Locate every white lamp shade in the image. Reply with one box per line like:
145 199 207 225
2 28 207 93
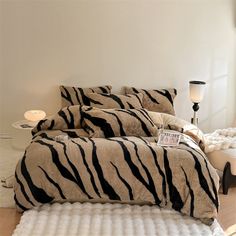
24 110 46 122
189 81 206 103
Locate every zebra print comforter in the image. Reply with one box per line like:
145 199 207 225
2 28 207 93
14 108 219 225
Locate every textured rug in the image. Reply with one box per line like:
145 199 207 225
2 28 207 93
13 202 224 236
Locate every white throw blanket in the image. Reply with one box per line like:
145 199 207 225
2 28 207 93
204 128 236 153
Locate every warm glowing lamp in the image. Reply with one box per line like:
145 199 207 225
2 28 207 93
189 81 206 125
24 110 46 122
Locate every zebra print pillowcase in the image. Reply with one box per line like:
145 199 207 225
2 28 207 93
87 93 144 109
124 87 177 115
81 107 158 138
60 85 112 108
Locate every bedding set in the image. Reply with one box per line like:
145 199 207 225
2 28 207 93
14 85 219 228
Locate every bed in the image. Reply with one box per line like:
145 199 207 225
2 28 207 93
13 86 220 233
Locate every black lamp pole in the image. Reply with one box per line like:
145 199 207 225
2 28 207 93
191 102 200 125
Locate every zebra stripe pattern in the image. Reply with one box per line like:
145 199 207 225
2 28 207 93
14 135 219 225
81 107 159 138
60 85 112 108
87 93 144 109
32 105 92 136
124 87 177 115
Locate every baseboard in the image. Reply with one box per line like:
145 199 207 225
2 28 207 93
0 133 12 139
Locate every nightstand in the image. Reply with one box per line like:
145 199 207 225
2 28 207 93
11 120 36 150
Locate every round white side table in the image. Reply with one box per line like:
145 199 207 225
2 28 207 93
11 120 37 150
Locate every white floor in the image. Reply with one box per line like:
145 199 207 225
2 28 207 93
0 139 24 208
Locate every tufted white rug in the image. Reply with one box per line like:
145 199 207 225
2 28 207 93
13 202 224 236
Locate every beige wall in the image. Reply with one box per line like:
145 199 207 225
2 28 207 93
0 0 235 137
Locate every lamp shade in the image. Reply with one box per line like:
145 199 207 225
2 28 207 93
24 110 46 122
189 81 206 103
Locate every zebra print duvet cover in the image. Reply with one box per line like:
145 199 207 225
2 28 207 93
82 107 159 138
14 107 219 225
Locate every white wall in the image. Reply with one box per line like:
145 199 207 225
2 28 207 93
0 0 235 137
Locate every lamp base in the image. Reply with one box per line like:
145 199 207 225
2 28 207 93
191 117 198 126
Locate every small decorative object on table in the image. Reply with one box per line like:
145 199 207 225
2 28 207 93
12 120 36 130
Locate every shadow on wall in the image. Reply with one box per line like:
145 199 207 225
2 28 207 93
175 78 228 134
191 39 232 133
199 75 228 132
233 0 236 28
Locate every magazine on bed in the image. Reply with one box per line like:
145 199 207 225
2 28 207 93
157 130 181 146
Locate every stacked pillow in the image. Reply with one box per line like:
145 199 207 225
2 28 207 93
60 85 177 114
57 85 177 138
60 85 112 107
124 86 177 115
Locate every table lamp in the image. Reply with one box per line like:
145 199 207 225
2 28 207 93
189 81 206 125
24 110 46 122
